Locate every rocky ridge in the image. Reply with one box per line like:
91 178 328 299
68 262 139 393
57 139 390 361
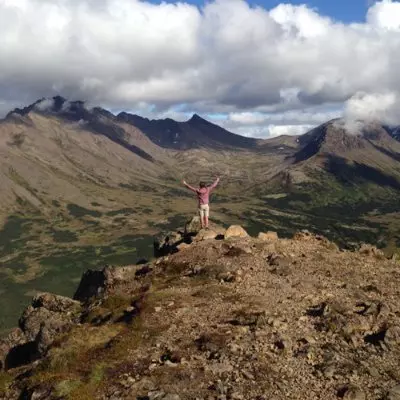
1 218 400 400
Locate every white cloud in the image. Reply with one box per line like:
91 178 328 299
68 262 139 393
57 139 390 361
267 124 313 137
269 4 331 38
34 98 55 112
227 110 341 126
367 0 400 30
336 91 400 135
1 0 400 137
344 91 400 124
229 112 267 125
218 123 312 138
212 108 340 138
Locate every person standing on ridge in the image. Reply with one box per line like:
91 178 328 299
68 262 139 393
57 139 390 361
183 177 220 229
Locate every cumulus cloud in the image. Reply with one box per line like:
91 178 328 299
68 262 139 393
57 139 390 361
1 0 400 137
335 91 400 135
214 108 341 138
232 124 312 138
344 92 399 123
367 0 400 30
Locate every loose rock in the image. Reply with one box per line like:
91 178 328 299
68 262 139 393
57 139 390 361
225 225 249 239
258 231 278 241
387 385 400 400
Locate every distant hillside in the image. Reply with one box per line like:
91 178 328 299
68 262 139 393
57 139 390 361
116 112 261 150
6 96 260 151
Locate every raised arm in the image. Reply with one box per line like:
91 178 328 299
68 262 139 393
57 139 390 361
183 180 198 192
209 177 220 190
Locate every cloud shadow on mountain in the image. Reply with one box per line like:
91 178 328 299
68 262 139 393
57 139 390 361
369 142 400 163
87 120 155 163
325 155 400 190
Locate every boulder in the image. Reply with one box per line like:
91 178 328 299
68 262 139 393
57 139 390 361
155 218 224 254
177 243 191 251
387 385 400 400
32 293 81 314
196 229 218 241
223 242 252 256
153 231 184 258
21 387 52 400
258 231 278 241
342 386 366 400
267 253 291 276
208 223 226 237
359 244 385 259
2 293 82 369
73 269 108 302
20 292 80 342
35 318 73 357
20 294 81 348
225 225 249 239
0 328 26 370
184 216 202 235
385 326 400 349
19 306 53 342
103 265 137 287
74 265 132 302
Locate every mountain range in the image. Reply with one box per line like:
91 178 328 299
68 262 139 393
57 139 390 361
1 96 400 332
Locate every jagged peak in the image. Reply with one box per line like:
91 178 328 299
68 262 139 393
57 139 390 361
6 96 72 118
5 96 117 122
117 111 144 120
294 120 364 162
322 118 393 137
187 113 208 124
117 112 181 126
300 118 393 146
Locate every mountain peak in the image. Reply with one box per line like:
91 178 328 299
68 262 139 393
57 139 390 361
6 96 75 118
293 118 399 164
51 96 68 111
188 113 206 124
5 96 120 124
115 111 258 149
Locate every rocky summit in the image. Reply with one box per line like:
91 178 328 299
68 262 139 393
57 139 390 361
1 220 400 400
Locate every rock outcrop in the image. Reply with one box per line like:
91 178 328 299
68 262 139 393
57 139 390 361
153 216 226 257
195 229 218 241
153 230 185 258
0 328 26 371
73 265 138 302
1 293 81 371
258 231 279 241
224 225 249 239
1 224 398 400
184 216 203 235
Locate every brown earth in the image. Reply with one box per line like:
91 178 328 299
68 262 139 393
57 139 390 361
1 225 400 400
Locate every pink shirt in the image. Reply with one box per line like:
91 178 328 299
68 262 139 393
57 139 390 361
185 178 220 205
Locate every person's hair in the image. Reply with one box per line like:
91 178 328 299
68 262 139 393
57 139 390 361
199 181 206 188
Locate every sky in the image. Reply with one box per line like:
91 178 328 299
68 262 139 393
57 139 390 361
149 0 371 23
1 0 400 138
